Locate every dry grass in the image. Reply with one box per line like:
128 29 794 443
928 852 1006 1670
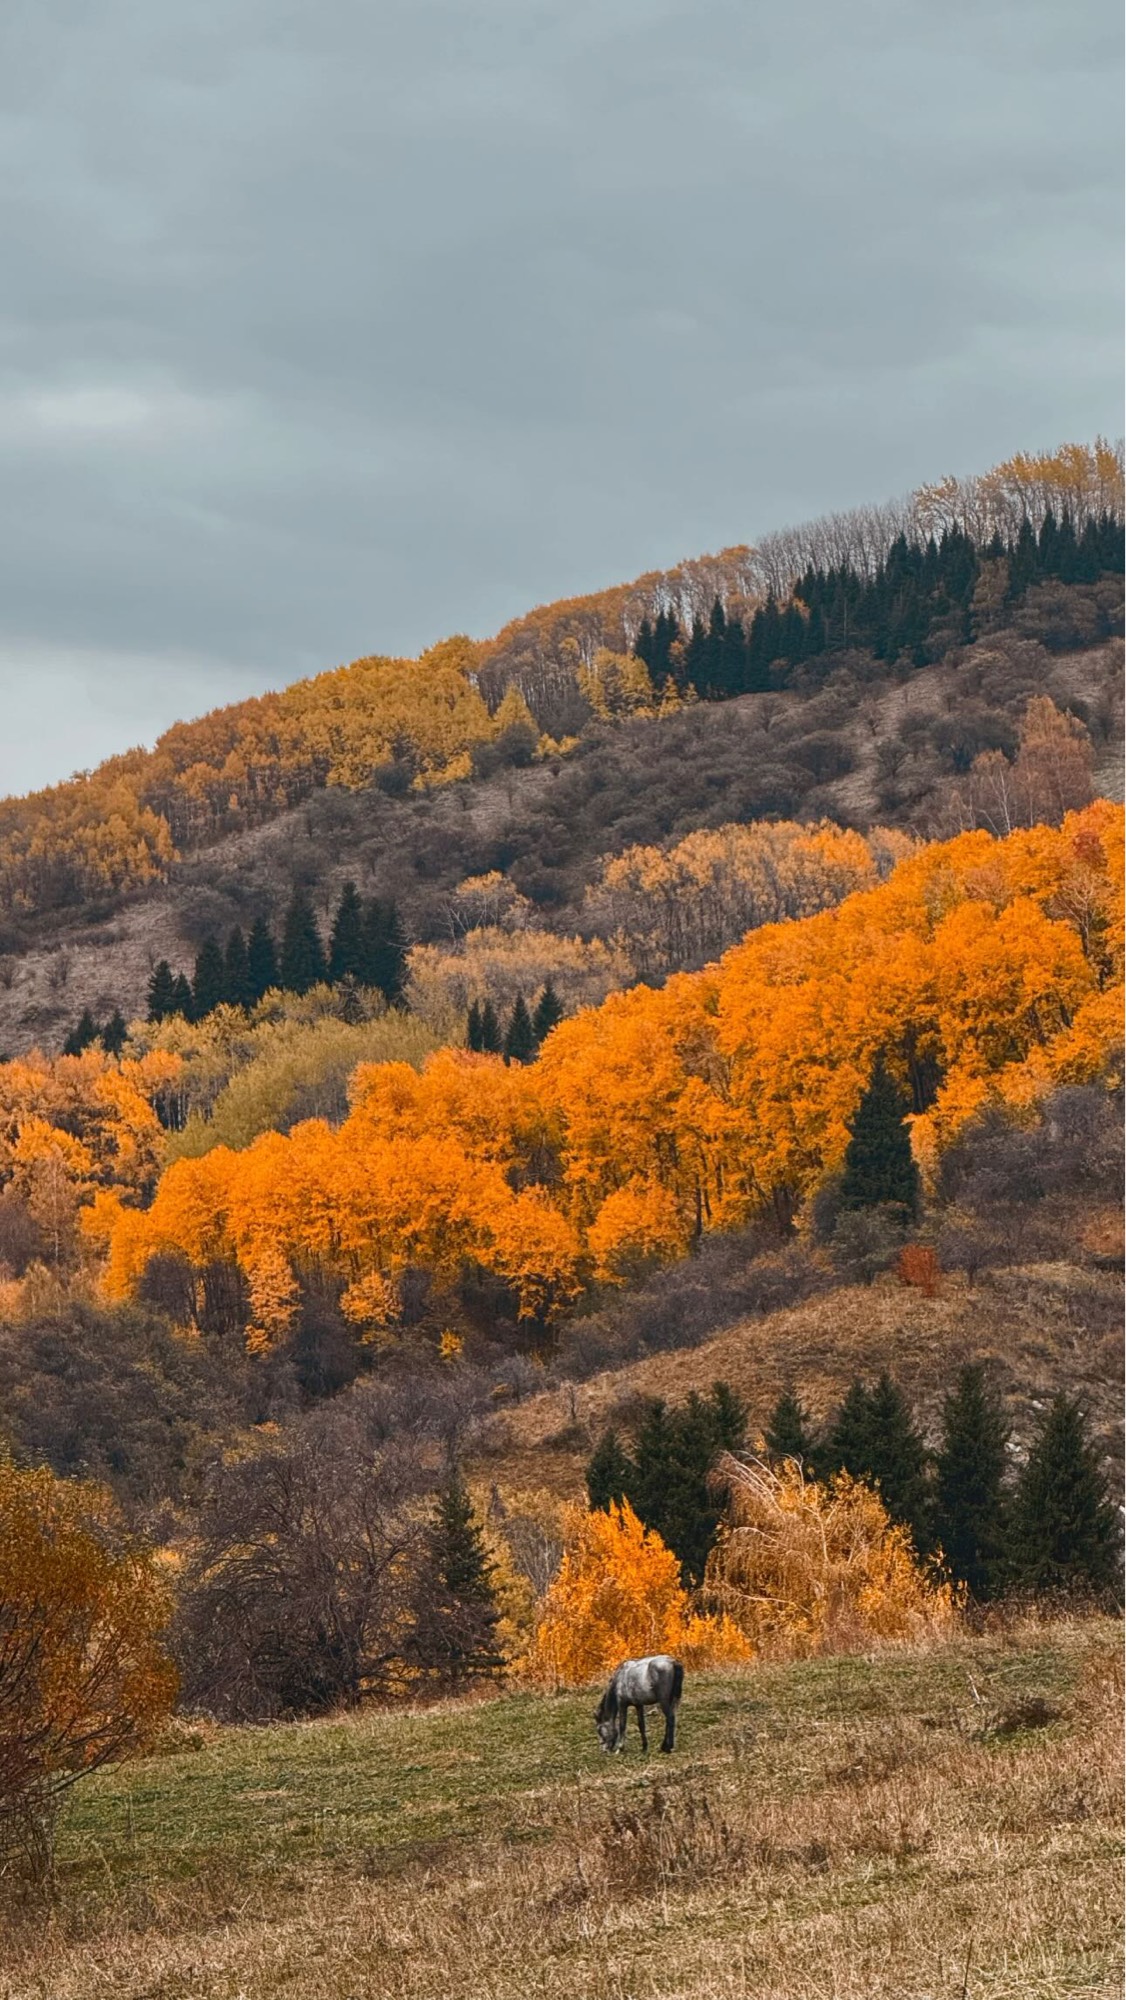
0 1620 1120 1998
487 1265 1124 1499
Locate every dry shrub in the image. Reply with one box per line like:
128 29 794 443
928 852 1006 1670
516 1499 751 1688
591 1784 746 1894
705 1455 958 1659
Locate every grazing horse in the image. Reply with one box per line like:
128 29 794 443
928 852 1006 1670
594 1654 684 1754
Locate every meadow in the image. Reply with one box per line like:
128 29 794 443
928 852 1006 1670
1 1619 1120 1999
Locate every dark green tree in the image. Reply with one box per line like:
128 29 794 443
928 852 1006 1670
362 899 408 1007
532 980 565 1043
407 1474 502 1687
328 881 366 985
62 1008 99 1057
192 935 227 1019
765 1386 816 1466
933 1363 1009 1599
146 960 177 1023
246 916 279 1004
223 926 251 1010
864 1372 931 1551
170 972 195 1021
1006 1396 1121 1600
586 1428 634 1512
100 1008 128 1057
280 891 327 995
466 1000 484 1052
503 994 537 1065
478 999 503 1054
825 1379 874 1477
839 1054 920 1217
629 1383 748 1583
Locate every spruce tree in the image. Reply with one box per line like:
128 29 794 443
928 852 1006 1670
362 899 408 1008
280 890 327 995
408 1474 502 1687
839 1054 920 1218
629 1383 748 1583
63 1008 99 1056
466 1000 484 1052
246 915 279 1004
532 980 565 1043
146 960 177 1023
864 1372 931 1551
170 972 195 1020
933 1363 1009 1599
503 994 537 1064
765 1386 816 1466
1006 1396 1121 1600
192 934 227 1019
223 926 251 1010
479 999 503 1054
100 1008 128 1057
586 1428 634 1512
825 1379 874 1478
328 881 366 985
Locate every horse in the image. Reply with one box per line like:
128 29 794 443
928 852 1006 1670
594 1654 684 1754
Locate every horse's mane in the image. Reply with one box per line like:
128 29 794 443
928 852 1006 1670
594 1668 619 1722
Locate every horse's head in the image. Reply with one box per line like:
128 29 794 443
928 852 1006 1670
593 1686 620 1752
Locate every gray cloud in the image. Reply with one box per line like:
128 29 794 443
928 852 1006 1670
0 0 1121 792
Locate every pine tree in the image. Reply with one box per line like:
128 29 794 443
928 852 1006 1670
839 1054 920 1217
1006 1395 1121 1600
629 1383 748 1583
825 1379 875 1479
532 980 565 1043
62 1008 99 1056
864 1372 931 1551
246 916 279 1004
765 1386 816 1466
466 1000 484 1052
479 999 503 1054
586 1429 634 1512
408 1475 502 1687
280 891 327 995
223 926 251 1010
170 972 194 1021
933 1363 1009 1599
146 960 177 1023
503 994 537 1064
328 881 366 985
100 1008 128 1057
362 898 408 1008
192 934 227 1019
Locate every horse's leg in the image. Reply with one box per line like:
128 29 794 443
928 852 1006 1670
635 1703 648 1753
616 1698 629 1751
660 1695 677 1753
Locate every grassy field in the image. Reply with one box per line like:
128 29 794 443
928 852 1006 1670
0 1619 1121 1999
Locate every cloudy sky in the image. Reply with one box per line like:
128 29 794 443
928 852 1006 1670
1 0 1121 796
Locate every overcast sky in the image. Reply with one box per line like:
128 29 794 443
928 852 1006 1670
1 0 1121 797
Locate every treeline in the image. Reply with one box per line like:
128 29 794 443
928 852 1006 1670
634 509 1126 697
587 1370 1121 1605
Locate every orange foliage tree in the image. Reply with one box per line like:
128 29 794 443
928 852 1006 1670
517 1500 751 1689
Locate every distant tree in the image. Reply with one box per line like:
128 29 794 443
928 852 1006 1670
503 994 537 1064
586 1428 634 1513
933 1363 1009 1599
532 980 565 1042
630 1383 748 1583
328 882 366 985
1006 1395 1121 1600
146 961 177 1024
192 935 227 1019
478 999 503 1054
100 1009 128 1058
246 916 279 1004
169 973 195 1021
62 1009 99 1057
840 1055 920 1218
825 1379 874 1478
280 891 327 996
363 899 408 1008
407 1474 502 1688
764 1386 816 1467
826 1374 930 1551
223 926 251 1010
466 1000 484 1052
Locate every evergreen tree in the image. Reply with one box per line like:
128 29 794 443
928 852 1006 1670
503 994 537 1065
408 1474 502 1687
864 1372 931 1551
146 960 177 1023
100 1008 128 1057
825 1379 875 1478
839 1054 920 1217
586 1428 634 1512
1006 1396 1121 1600
328 881 366 985
629 1383 748 1583
192 934 227 1019
765 1386 816 1466
933 1363 1009 1599
62 1007 99 1056
170 972 195 1021
532 980 565 1043
466 999 484 1052
362 898 408 1007
223 926 251 1010
478 999 503 1054
246 916 279 1004
280 890 327 995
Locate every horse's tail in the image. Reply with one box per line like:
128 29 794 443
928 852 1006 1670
671 1660 684 1705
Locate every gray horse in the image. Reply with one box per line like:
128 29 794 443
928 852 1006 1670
594 1654 684 1754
